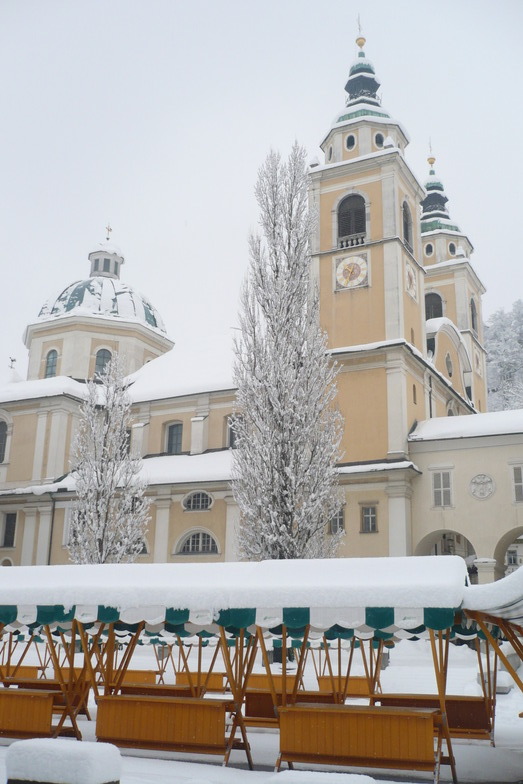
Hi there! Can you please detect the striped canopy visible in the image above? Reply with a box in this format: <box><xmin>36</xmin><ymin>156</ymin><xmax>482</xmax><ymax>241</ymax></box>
<box><xmin>0</xmin><ymin>556</ymin><xmax>468</xmax><ymax>638</ymax></box>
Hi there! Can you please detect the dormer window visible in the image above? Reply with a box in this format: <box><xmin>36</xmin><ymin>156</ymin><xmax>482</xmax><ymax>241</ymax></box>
<box><xmin>338</xmin><ymin>194</ymin><xmax>366</xmax><ymax>248</ymax></box>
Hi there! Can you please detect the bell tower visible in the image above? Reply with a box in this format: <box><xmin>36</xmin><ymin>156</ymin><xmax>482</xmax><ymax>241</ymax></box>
<box><xmin>309</xmin><ymin>36</ymin><xmax>475</xmax><ymax>465</ymax></box>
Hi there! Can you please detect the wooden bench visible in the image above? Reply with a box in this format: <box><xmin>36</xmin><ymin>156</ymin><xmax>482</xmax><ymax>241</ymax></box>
<box><xmin>277</xmin><ymin>702</ymin><xmax>445</xmax><ymax>780</ymax></box>
<box><xmin>2</xmin><ymin>664</ymin><xmax>42</xmax><ymax>681</ymax></box>
<box><xmin>244</xmin><ymin>688</ymin><xmax>337</xmax><ymax>727</ymax></box>
<box><xmin>119</xmin><ymin>683</ymin><xmax>193</xmax><ymax>699</ymax></box>
<box><xmin>317</xmin><ymin>674</ymin><xmax>370</xmax><ymax>697</ymax></box>
<box><xmin>96</xmin><ymin>694</ymin><xmax>248</xmax><ymax>765</ymax></box>
<box><xmin>373</xmin><ymin>693</ymin><xmax>493</xmax><ymax>742</ymax></box>
<box><xmin>175</xmin><ymin>670</ymin><xmax>226</xmax><ymax>692</ymax></box>
<box><xmin>115</xmin><ymin>668</ymin><xmax>157</xmax><ymax>685</ymax></box>
<box><xmin>246</xmin><ymin>672</ymin><xmax>297</xmax><ymax>691</ymax></box>
<box><xmin>0</xmin><ymin>688</ymin><xmax>56</xmax><ymax>738</ymax></box>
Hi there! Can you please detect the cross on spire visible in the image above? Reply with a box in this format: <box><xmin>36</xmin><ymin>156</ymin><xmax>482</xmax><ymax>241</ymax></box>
<box><xmin>105</xmin><ymin>223</ymin><xmax>112</xmax><ymax>242</ymax></box>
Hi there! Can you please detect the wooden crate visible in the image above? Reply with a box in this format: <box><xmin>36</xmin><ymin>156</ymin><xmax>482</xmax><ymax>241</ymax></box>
<box><xmin>246</xmin><ymin>672</ymin><xmax>297</xmax><ymax>691</ymax></box>
<box><xmin>278</xmin><ymin>703</ymin><xmax>441</xmax><ymax>773</ymax></box>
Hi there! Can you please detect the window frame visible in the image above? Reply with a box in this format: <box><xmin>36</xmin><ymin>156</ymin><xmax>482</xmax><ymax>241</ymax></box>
<box><xmin>1</xmin><ymin>513</ymin><xmax>16</xmax><ymax>548</ymax></box>
<box><xmin>94</xmin><ymin>348</ymin><xmax>112</xmax><ymax>377</ymax></box>
<box><xmin>425</xmin><ymin>292</ymin><xmax>443</xmax><ymax>320</ymax></box>
<box><xmin>0</xmin><ymin>421</ymin><xmax>7</xmax><ymax>463</ymax></box>
<box><xmin>166</xmin><ymin>422</ymin><xmax>183</xmax><ymax>455</ymax></box>
<box><xmin>44</xmin><ymin>349</ymin><xmax>58</xmax><ymax>379</ymax></box>
<box><xmin>182</xmin><ymin>491</ymin><xmax>213</xmax><ymax>512</ymax></box>
<box><xmin>360</xmin><ymin>504</ymin><xmax>378</xmax><ymax>533</ymax></box>
<box><xmin>177</xmin><ymin>530</ymin><xmax>219</xmax><ymax>555</ymax></box>
<box><xmin>432</xmin><ymin>470</ymin><xmax>453</xmax><ymax>508</ymax></box>
<box><xmin>402</xmin><ymin>201</ymin><xmax>413</xmax><ymax>251</ymax></box>
<box><xmin>337</xmin><ymin>193</ymin><xmax>366</xmax><ymax>246</ymax></box>
<box><xmin>513</xmin><ymin>466</ymin><xmax>523</xmax><ymax>504</ymax></box>
<box><xmin>329</xmin><ymin>507</ymin><xmax>345</xmax><ymax>535</ymax></box>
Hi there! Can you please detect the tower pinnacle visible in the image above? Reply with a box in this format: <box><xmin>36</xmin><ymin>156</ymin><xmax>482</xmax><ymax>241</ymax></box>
<box><xmin>344</xmin><ymin>35</ymin><xmax>381</xmax><ymax>107</ymax></box>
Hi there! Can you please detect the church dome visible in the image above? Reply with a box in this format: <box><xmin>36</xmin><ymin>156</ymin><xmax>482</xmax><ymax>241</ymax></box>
<box><xmin>37</xmin><ymin>241</ymin><xmax>167</xmax><ymax>333</ymax></box>
<box><xmin>38</xmin><ymin>277</ymin><xmax>167</xmax><ymax>332</ymax></box>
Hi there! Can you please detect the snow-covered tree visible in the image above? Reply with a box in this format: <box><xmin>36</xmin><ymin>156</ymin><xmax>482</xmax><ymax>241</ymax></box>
<box><xmin>486</xmin><ymin>300</ymin><xmax>523</xmax><ymax>410</ymax></box>
<box><xmin>232</xmin><ymin>144</ymin><xmax>344</xmax><ymax>561</ymax></box>
<box><xmin>68</xmin><ymin>355</ymin><xmax>150</xmax><ymax>564</ymax></box>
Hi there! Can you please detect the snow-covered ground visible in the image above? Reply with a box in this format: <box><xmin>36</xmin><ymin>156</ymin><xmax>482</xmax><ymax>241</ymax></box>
<box><xmin>0</xmin><ymin>639</ymin><xmax>521</xmax><ymax>784</ymax></box>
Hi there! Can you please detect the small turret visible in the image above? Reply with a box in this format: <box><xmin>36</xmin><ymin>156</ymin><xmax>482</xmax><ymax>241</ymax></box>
<box><xmin>344</xmin><ymin>36</ymin><xmax>381</xmax><ymax>107</ymax></box>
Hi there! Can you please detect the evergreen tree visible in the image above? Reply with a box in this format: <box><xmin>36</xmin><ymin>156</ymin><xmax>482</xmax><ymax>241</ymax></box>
<box><xmin>486</xmin><ymin>300</ymin><xmax>523</xmax><ymax>410</ymax></box>
<box><xmin>68</xmin><ymin>355</ymin><xmax>150</xmax><ymax>564</ymax></box>
<box><xmin>232</xmin><ymin>144</ymin><xmax>343</xmax><ymax>560</ymax></box>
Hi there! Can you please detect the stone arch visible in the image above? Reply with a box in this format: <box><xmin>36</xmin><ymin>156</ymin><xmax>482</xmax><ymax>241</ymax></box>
<box><xmin>415</xmin><ymin>529</ymin><xmax>478</xmax><ymax>581</ymax></box>
<box><xmin>493</xmin><ymin>526</ymin><xmax>523</xmax><ymax>580</ymax></box>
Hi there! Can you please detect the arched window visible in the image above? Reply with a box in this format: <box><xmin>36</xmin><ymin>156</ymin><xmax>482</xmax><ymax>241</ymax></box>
<box><xmin>179</xmin><ymin>531</ymin><xmax>218</xmax><ymax>554</ymax></box>
<box><xmin>183</xmin><ymin>491</ymin><xmax>212</xmax><ymax>511</ymax></box>
<box><xmin>470</xmin><ymin>298</ymin><xmax>478</xmax><ymax>334</ymax></box>
<box><xmin>95</xmin><ymin>349</ymin><xmax>112</xmax><ymax>377</ymax></box>
<box><xmin>425</xmin><ymin>293</ymin><xmax>443</xmax><ymax>320</ymax></box>
<box><xmin>45</xmin><ymin>349</ymin><xmax>58</xmax><ymax>378</ymax></box>
<box><xmin>0</xmin><ymin>422</ymin><xmax>7</xmax><ymax>463</ymax></box>
<box><xmin>166</xmin><ymin>422</ymin><xmax>183</xmax><ymax>455</ymax></box>
<box><xmin>402</xmin><ymin>201</ymin><xmax>412</xmax><ymax>250</ymax></box>
<box><xmin>337</xmin><ymin>194</ymin><xmax>366</xmax><ymax>247</ymax></box>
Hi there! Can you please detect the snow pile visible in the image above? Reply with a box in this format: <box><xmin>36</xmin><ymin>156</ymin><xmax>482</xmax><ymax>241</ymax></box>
<box><xmin>266</xmin><ymin>773</ymin><xmax>375</xmax><ymax>783</ymax></box>
<box><xmin>464</xmin><ymin>564</ymin><xmax>523</xmax><ymax>613</ymax></box>
<box><xmin>6</xmin><ymin>738</ymin><xmax>121</xmax><ymax>784</ymax></box>
<box><xmin>410</xmin><ymin>408</ymin><xmax>523</xmax><ymax>441</ymax></box>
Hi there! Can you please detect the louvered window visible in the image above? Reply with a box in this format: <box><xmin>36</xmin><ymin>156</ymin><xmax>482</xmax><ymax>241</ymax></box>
<box><xmin>338</xmin><ymin>195</ymin><xmax>366</xmax><ymax>241</ymax></box>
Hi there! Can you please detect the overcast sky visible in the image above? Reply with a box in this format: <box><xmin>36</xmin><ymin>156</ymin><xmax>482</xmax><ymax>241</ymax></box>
<box><xmin>1</xmin><ymin>0</ymin><xmax>522</xmax><ymax>386</ymax></box>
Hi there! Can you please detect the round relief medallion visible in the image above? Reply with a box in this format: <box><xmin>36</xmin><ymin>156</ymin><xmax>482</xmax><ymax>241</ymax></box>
<box><xmin>469</xmin><ymin>474</ymin><xmax>495</xmax><ymax>500</ymax></box>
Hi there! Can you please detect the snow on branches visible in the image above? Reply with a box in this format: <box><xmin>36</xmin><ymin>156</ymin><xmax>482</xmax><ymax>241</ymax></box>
<box><xmin>486</xmin><ymin>299</ymin><xmax>523</xmax><ymax>411</ymax></box>
<box><xmin>232</xmin><ymin>144</ymin><xmax>344</xmax><ymax>561</ymax></box>
<box><xmin>68</xmin><ymin>355</ymin><xmax>150</xmax><ymax>564</ymax></box>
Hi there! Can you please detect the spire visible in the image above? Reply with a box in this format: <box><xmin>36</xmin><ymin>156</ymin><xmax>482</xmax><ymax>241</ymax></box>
<box><xmin>344</xmin><ymin>34</ymin><xmax>381</xmax><ymax>107</ymax></box>
<box><xmin>421</xmin><ymin>155</ymin><xmax>460</xmax><ymax>234</ymax></box>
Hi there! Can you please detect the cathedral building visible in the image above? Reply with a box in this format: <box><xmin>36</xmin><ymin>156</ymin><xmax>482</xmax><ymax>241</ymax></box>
<box><xmin>0</xmin><ymin>37</ymin><xmax>522</xmax><ymax>582</ymax></box>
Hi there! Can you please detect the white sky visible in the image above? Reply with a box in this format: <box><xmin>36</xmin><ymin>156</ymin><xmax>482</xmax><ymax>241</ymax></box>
<box><xmin>1</xmin><ymin>0</ymin><xmax>522</xmax><ymax>386</ymax></box>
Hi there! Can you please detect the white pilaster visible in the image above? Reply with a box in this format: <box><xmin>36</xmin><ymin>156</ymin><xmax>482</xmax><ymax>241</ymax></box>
<box><xmin>35</xmin><ymin>506</ymin><xmax>53</xmax><ymax>565</ymax></box>
<box><xmin>386</xmin><ymin>352</ymin><xmax>408</xmax><ymax>459</ymax></box>
<box><xmin>21</xmin><ymin>508</ymin><xmax>37</xmax><ymax>565</ymax></box>
<box><xmin>32</xmin><ymin>411</ymin><xmax>49</xmax><ymax>481</ymax></box>
<box><xmin>153</xmin><ymin>498</ymin><xmax>171</xmax><ymax>563</ymax></box>
<box><xmin>190</xmin><ymin>415</ymin><xmax>208</xmax><ymax>455</ymax></box>
<box><xmin>45</xmin><ymin>409</ymin><xmax>69</xmax><ymax>480</ymax></box>
<box><xmin>386</xmin><ymin>480</ymin><xmax>412</xmax><ymax>556</ymax></box>
<box><xmin>224</xmin><ymin>495</ymin><xmax>239</xmax><ymax>561</ymax></box>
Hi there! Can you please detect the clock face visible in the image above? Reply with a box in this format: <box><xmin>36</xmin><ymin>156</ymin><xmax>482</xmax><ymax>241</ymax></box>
<box><xmin>405</xmin><ymin>262</ymin><xmax>417</xmax><ymax>298</ymax></box>
<box><xmin>336</xmin><ymin>256</ymin><xmax>368</xmax><ymax>289</ymax></box>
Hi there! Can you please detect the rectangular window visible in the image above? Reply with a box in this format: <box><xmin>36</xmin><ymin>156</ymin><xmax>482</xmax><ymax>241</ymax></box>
<box><xmin>514</xmin><ymin>466</ymin><xmax>523</xmax><ymax>503</ymax></box>
<box><xmin>507</xmin><ymin>550</ymin><xmax>518</xmax><ymax>565</ymax></box>
<box><xmin>433</xmin><ymin>471</ymin><xmax>452</xmax><ymax>507</ymax></box>
<box><xmin>329</xmin><ymin>508</ymin><xmax>345</xmax><ymax>534</ymax></box>
<box><xmin>360</xmin><ymin>506</ymin><xmax>377</xmax><ymax>533</ymax></box>
<box><xmin>2</xmin><ymin>513</ymin><xmax>16</xmax><ymax>548</ymax></box>
<box><xmin>103</xmin><ymin>258</ymin><xmax>110</xmax><ymax>272</ymax></box>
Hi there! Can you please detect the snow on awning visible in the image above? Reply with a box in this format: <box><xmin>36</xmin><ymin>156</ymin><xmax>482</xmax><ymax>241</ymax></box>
<box><xmin>0</xmin><ymin>557</ymin><xmax>467</xmax><ymax>636</ymax></box>
<box><xmin>463</xmin><ymin>565</ymin><xmax>523</xmax><ymax>625</ymax></box>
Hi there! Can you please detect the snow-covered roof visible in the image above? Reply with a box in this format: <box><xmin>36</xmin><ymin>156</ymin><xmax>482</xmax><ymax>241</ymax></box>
<box><xmin>141</xmin><ymin>451</ymin><xmax>232</xmax><ymax>485</ymax></box>
<box><xmin>338</xmin><ymin>460</ymin><xmax>419</xmax><ymax>476</ymax></box>
<box><xmin>409</xmin><ymin>409</ymin><xmax>523</xmax><ymax>442</ymax></box>
<box><xmin>0</xmin><ymin>375</ymin><xmax>87</xmax><ymax>405</ymax></box>
<box><xmin>128</xmin><ymin>333</ymin><xmax>235</xmax><ymax>402</ymax></box>
<box><xmin>36</xmin><ymin>276</ymin><xmax>167</xmax><ymax>335</ymax></box>
<box><xmin>0</xmin><ymin>556</ymin><xmax>467</xmax><ymax>616</ymax></box>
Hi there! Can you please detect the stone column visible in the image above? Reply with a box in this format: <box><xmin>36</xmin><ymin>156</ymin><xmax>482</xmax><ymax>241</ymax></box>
<box><xmin>153</xmin><ymin>498</ymin><xmax>172</xmax><ymax>563</ymax></box>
